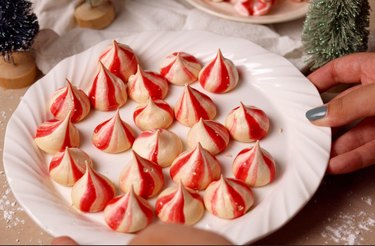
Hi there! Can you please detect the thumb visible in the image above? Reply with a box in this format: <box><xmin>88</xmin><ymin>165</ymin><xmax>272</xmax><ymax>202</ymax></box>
<box><xmin>306</xmin><ymin>84</ymin><xmax>375</xmax><ymax>127</ymax></box>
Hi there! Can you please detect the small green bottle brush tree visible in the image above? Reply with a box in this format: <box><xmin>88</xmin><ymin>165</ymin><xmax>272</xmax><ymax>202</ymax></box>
<box><xmin>0</xmin><ymin>0</ymin><xmax>39</xmax><ymax>88</ymax></box>
<box><xmin>302</xmin><ymin>0</ymin><xmax>370</xmax><ymax>71</ymax></box>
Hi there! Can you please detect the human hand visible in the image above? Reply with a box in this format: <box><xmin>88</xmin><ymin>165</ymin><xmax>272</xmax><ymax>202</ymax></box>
<box><xmin>306</xmin><ymin>52</ymin><xmax>375</xmax><ymax>174</ymax></box>
<box><xmin>51</xmin><ymin>223</ymin><xmax>232</xmax><ymax>245</ymax></box>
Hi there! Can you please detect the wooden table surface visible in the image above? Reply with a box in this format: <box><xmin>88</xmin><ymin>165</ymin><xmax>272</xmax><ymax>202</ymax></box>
<box><xmin>1</xmin><ymin>3</ymin><xmax>375</xmax><ymax>245</ymax></box>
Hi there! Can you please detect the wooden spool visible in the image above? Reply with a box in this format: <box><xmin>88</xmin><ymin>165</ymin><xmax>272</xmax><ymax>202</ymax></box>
<box><xmin>74</xmin><ymin>1</ymin><xmax>116</xmax><ymax>29</ymax></box>
<box><xmin>0</xmin><ymin>52</ymin><xmax>37</xmax><ymax>89</ymax></box>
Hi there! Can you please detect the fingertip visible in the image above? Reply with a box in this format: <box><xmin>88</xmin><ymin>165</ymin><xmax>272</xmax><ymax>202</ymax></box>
<box><xmin>51</xmin><ymin>236</ymin><xmax>78</xmax><ymax>245</ymax></box>
<box><xmin>305</xmin><ymin>105</ymin><xmax>328</xmax><ymax>123</ymax></box>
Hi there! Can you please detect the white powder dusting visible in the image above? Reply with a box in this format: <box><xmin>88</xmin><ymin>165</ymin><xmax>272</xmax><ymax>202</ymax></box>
<box><xmin>0</xmin><ymin>187</ymin><xmax>25</xmax><ymax>228</ymax></box>
<box><xmin>321</xmin><ymin>210</ymin><xmax>375</xmax><ymax>245</ymax></box>
<box><xmin>361</xmin><ymin>196</ymin><xmax>373</xmax><ymax>206</ymax></box>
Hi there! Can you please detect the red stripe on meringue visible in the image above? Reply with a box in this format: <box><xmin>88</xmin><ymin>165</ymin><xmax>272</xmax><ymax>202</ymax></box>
<box><xmin>264</xmin><ymin>155</ymin><xmax>276</xmax><ymax>182</ymax></box>
<box><xmin>244</xmin><ymin>108</ymin><xmax>267</xmax><ymax>140</ymax></box>
<box><xmin>104</xmin><ymin>71</ymin><xmax>120</xmax><ymax>111</ymax></box>
<box><xmin>203</xmin><ymin>122</ymin><xmax>227</xmax><ymax>153</ymax></box>
<box><xmin>235</xmin><ymin>148</ymin><xmax>256</xmax><ymax>181</ymax></box>
<box><xmin>68</xmin><ymin>152</ymin><xmax>85</xmax><ymax>181</ymax></box>
<box><xmin>50</xmin><ymin>87</ymin><xmax>68</xmax><ymax>118</ymax></box>
<box><xmin>35</xmin><ymin>119</ymin><xmax>60</xmax><ymax>138</ymax></box>
<box><xmin>189</xmin><ymin>151</ymin><xmax>205</xmax><ymax>189</ymax></box>
<box><xmin>155</xmin><ymin>191</ymin><xmax>185</xmax><ymax>223</ymax></box>
<box><xmin>93</xmin><ymin>119</ymin><xmax>114</xmax><ymax>150</ymax></box>
<box><xmin>143</xmin><ymin>72</ymin><xmax>166</xmax><ymax>100</ymax></box>
<box><xmin>120</xmin><ymin>121</ymin><xmax>135</xmax><ymax>146</ymax></box>
<box><xmin>49</xmin><ymin>152</ymin><xmax>64</xmax><ymax>172</ymax></box>
<box><xmin>136</xmin><ymin>197</ymin><xmax>153</xmax><ymax>224</ymax></box>
<box><xmin>170</xmin><ymin>153</ymin><xmax>191</xmax><ymax>178</ymax></box>
<box><xmin>160</xmin><ymin>60</ymin><xmax>174</xmax><ymax>77</ymax></box>
<box><xmin>80</xmin><ymin>171</ymin><xmax>97</xmax><ymax>212</ymax></box>
<box><xmin>187</xmin><ymin>87</ymin><xmax>209</xmax><ymax>120</ymax></box>
<box><xmin>226</xmin><ymin>180</ymin><xmax>247</xmax><ymax>218</ymax></box>
<box><xmin>107</xmin><ymin>196</ymin><xmax>128</xmax><ymax>230</ymax></box>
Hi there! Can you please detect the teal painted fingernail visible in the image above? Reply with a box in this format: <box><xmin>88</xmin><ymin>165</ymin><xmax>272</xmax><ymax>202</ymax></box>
<box><xmin>306</xmin><ymin>105</ymin><xmax>327</xmax><ymax>121</ymax></box>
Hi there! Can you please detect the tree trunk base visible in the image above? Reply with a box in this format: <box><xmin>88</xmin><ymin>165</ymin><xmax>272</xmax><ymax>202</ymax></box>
<box><xmin>0</xmin><ymin>52</ymin><xmax>37</xmax><ymax>89</ymax></box>
<box><xmin>74</xmin><ymin>1</ymin><xmax>116</xmax><ymax>29</ymax></box>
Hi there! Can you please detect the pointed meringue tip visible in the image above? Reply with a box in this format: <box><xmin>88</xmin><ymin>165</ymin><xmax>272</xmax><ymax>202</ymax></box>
<box><xmin>65</xmin><ymin>78</ymin><xmax>72</xmax><ymax>86</ymax></box>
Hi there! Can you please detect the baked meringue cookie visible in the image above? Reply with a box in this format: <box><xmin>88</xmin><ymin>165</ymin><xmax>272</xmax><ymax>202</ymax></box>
<box><xmin>119</xmin><ymin>151</ymin><xmax>164</xmax><ymax>199</ymax></box>
<box><xmin>234</xmin><ymin>0</ymin><xmax>274</xmax><ymax>16</ymax></box>
<box><xmin>233</xmin><ymin>141</ymin><xmax>276</xmax><ymax>187</ymax></box>
<box><xmin>34</xmin><ymin>112</ymin><xmax>80</xmax><ymax>154</ymax></box>
<box><xmin>88</xmin><ymin>62</ymin><xmax>128</xmax><ymax>111</ymax></box>
<box><xmin>204</xmin><ymin>176</ymin><xmax>254</xmax><ymax>219</ymax></box>
<box><xmin>155</xmin><ymin>182</ymin><xmax>204</xmax><ymax>225</ymax></box>
<box><xmin>170</xmin><ymin>143</ymin><xmax>221</xmax><ymax>191</ymax></box>
<box><xmin>99</xmin><ymin>40</ymin><xmax>138</xmax><ymax>82</ymax></box>
<box><xmin>225</xmin><ymin>102</ymin><xmax>270</xmax><ymax>142</ymax></box>
<box><xmin>71</xmin><ymin>163</ymin><xmax>115</xmax><ymax>213</ymax></box>
<box><xmin>132</xmin><ymin>129</ymin><xmax>183</xmax><ymax>168</ymax></box>
<box><xmin>92</xmin><ymin>109</ymin><xmax>136</xmax><ymax>153</ymax></box>
<box><xmin>133</xmin><ymin>98</ymin><xmax>174</xmax><ymax>131</ymax></box>
<box><xmin>104</xmin><ymin>188</ymin><xmax>153</xmax><ymax>233</ymax></box>
<box><xmin>127</xmin><ymin>65</ymin><xmax>169</xmax><ymax>103</ymax></box>
<box><xmin>174</xmin><ymin>85</ymin><xmax>217</xmax><ymax>127</ymax></box>
<box><xmin>49</xmin><ymin>79</ymin><xmax>91</xmax><ymax>123</ymax></box>
<box><xmin>187</xmin><ymin>118</ymin><xmax>230</xmax><ymax>155</ymax></box>
<box><xmin>49</xmin><ymin>147</ymin><xmax>92</xmax><ymax>186</ymax></box>
<box><xmin>198</xmin><ymin>49</ymin><xmax>239</xmax><ymax>94</ymax></box>
<box><xmin>160</xmin><ymin>52</ymin><xmax>202</xmax><ymax>86</ymax></box>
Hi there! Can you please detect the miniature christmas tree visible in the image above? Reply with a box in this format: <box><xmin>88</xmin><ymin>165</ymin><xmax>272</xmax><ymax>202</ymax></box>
<box><xmin>302</xmin><ymin>0</ymin><xmax>370</xmax><ymax>71</ymax></box>
<box><xmin>0</xmin><ymin>0</ymin><xmax>39</xmax><ymax>88</ymax></box>
<box><xmin>0</xmin><ymin>0</ymin><xmax>39</xmax><ymax>63</ymax></box>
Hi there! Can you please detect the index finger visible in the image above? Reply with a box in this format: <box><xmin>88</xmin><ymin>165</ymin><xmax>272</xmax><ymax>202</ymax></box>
<box><xmin>307</xmin><ymin>52</ymin><xmax>375</xmax><ymax>92</ymax></box>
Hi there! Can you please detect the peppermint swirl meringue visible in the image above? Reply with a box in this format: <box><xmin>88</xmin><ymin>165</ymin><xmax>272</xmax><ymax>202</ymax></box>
<box><xmin>119</xmin><ymin>151</ymin><xmax>164</xmax><ymax>199</ymax></box>
<box><xmin>198</xmin><ymin>49</ymin><xmax>239</xmax><ymax>94</ymax></box>
<box><xmin>92</xmin><ymin>110</ymin><xmax>136</xmax><ymax>153</ymax></box>
<box><xmin>160</xmin><ymin>52</ymin><xmax>202</xmax><ymax>86</ymax></box>
<box><xmin>49</xmin><ymin>79</ymin><xmax>90</xmax><ymax>123</ymax></box>
<box><xmin>170</xmin><ymin>143</ymin><xmax>221</xmax><ymax>191</ymax></box>
<box><xmin>187</xmin><ymin>118</ymin><xmax>230</xmax><ymax>155</ymax></box>
<box><xmin>104</xmin><ymin>188</ymin><xmax>153</xmax><ymax>233</ymax></box>
<box><xmin>49</xmin><ymin>147</ymin><xmax>92</xmax><ymax>187</ymax></box>
<box><xmin>132</xmin><ymin>129</ymin><xmax>183</xmax><ymax>168</ymax></box>
<box><xmin>234</xmin><ymin>0</ymin><xmax>274</xmax><ymax>16</ymax></box>
<box><xmin>88</xmin><ymin>62</ymin><xmax>128</xmax><ymax>111</ymax></box>
<box><xmin>233</xmin><ymin>141</ymin><xmax>276</xmax><ymax>187</ymax></box>
<box><xmin>34</xmin><ymin>112</ymin><xmax>80</xmax><ymax>154</ymax></box>
<box><xmin>71</xmin><ymin>163</ymin><xmax>115</xmax><ymax>213</ymax></box>
<box><xmin>99</xmin><ymin>40</ymin><xmax>138</xmax><ymax>82</ymax></box>
<box><xmin>133</xmin><ymin>98</ymin><xmax>174</xmax><ymax>131</ymax></box>
<box><xmin>204</xmin><ymin>176</ymin><xmax>254</xmax><ymax>219</ymax></box>
<box><xmin>174</xmin><ymin>85</ymin><xmax>217</xmax><ymax>127</ymax></box>
<box><xmin>128</xmin><ymin>65</ymin><xmax>169</xmax><ymax>103</ymax></box>
<box><xmin>155</xmin><ymin>182</ymin><xmax>204</xmax><ymax>225</ymax></box>
<box><xmin>225</xmin><ymin>102</ymin><xmax>270</xmax><ymax>142</ymax></box>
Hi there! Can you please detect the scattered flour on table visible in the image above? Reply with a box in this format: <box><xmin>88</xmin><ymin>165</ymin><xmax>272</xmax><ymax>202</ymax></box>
<box><xmin>320</xmin><ymin>197</ymin><xmax>375</xmax><ymax>245</ymax></box>
<box><xmin>0</xmin><ymin>187</ymin><xmax>25</xmax><ymax>228</ymax></box>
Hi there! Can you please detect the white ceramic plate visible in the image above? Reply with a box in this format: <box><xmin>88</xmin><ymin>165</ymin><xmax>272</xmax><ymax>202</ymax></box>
<box><xmin>187</xmin><ymin>0</ymin><xmax>309</xmax><ymax>24</ymax></box>
<box><xmin>4</xmin><ymin>31</ymin><xmax>330</xmax><ymax>245</ymax></box>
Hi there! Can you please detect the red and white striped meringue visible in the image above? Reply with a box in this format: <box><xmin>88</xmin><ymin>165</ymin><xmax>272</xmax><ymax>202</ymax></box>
<box><xmin>225</xmin><ymin>102</ymin><xmax>270</xmax><ymax>142</ymax></box>
<box><xmin>204</xmin><ymin>176</ymin><xmax>254</xmax><ymax>219</ymax></box>
<box><xmin>170</xmin><ymin>143</ymin><xmax>221</xmax><ymax>191</ymax></box>
<box><xmin>88</xmin><ymin>62</ymin><xmax>128</xmax><ymax>111</ymax></box>
<box><xmin>92</xmin><ymin>110</ymin><xmax>136</xmax><ymax>153</ymax></box>
<box><xmin>34</xmin><ymin>112</ymin><xmax>80</xmax><ymax>154</ymax></box>
<box><xmin>187</xmin><ymin>118</ymin><xmax>230</xmax><ymax>155</ymax></box>
<box><xmin>99</xmin><ymin>40</ymin><xmax>138</xmax><ymax>82</ymax></box>
<box><xmin>133</xmin><ymin>98</ymin><xmax>174</xmax><ymax>131</ymax></box>
<box><xmin>104</xmin><ymin>188</ymin><xmax>153</xmax><ymax>233</ymax></box>
<box><xmin>234</xmin><ymin>0</ymin><xmax>274</xmax><ymax>16</ymax></box>
<box><xmin>127</xmin><ymin>65</ymin><xmax>169</xmax><ymax>103</ymax></box>
<box><xmin>49</xmin><ymin>79</ymin><xmax>90</xmax><ymax>123</ymax></box>
<box><xmin>198</xmin><ymin>49</ymin><xmax>239</xmax><ymax>94</ymax></box>
<box><xmin>155</xmin><ymin>182</ymin><xmax>204</xmax><ymax>225</ymax></box>
<box><xmin>132</xmin><ymin>129</ymin><xmax>183</xmax><ymax>168</ymax></box>
<box><xmin>119</xmin><ymin>151</ymin><xmax>164</xmax><ymax>199</ymax></box>
<box><xmin>71</xmin><ymin>163</ymin><xmax>115</xmax><ymax>213</ymax></box>
<box><xmin>49</xmin><ymin>147</ymin><xmax>92</xmax><ymax>187</ymax></box>
<box><xmin>233</xmin><ymin>141</ymin><xmax>276</xmax><ymax>187</ymax></box>
<box><xmin>160</xmin><ymin>52</ymin><xmax>202</xmax><ymax>86</ymax></box>
<box><xmin>174</xmin><ymin>85</ymin><xmax>217</xmax><ymax>127</ymax></box>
